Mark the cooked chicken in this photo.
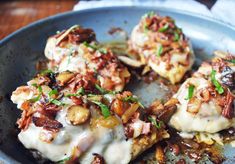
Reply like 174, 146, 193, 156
169, 51, 235, 134
129, 12, 195, 84
44, 25, 130, 92
11, 71, 168, 163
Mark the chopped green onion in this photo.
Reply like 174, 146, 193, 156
158, 24, 169, 32
123, 96, 144, 108
56, 31, 60, 34
40, 69, 54, 76
51, 99, 64, 106
173, 32, 180, 41
92, 101, 110, 118
185, 85, 194, 100
49, 89, 58, 97
29, 84, 43, 102
95, 84, 107, 94
65, 87, 85, 97
156, 44, 163, 57
210, 70, 224, 94
143, 23, 149, 34
148, 116, 162, 129
225, 59, 235, 64
83, 42, 107, 54
142, 11, 155, 18
57, 156, 71, 164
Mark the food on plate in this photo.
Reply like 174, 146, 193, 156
128, 12, 195, 84
169, 51, 235, 144
44, 25, 130, 92
11, 70, 169, 163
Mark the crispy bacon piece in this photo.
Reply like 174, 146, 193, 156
222, 91, 234, 119
32, 116, 63, 130
92, 153, 105, 164
17, 111, 32, 130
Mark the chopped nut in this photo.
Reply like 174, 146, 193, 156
67, 105, 90, 125
187, 97, 201, 114
56, 71, 74, 86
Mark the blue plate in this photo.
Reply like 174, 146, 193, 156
0, 6, 234, 163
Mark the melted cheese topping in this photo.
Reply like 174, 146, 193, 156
169, 77, 235, 133
130, 24, 195, 84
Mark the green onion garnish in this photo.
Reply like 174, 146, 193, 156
142, 11, 155, 18
185, 85, 194, 100
95, 84, 107, 94
173, 31, 180, 41
83, 42, 107, 54
58, 156, 71, 164
148, 116, 162, 129
65, 87, 85, 97
225, 59, 235, 64
40, 69, 54, 76
211, 69, 224, 94
92, 101, 110, 118
123, 96, 144, 108
156, 44, 163, 57
158, 24, 169, 32
48, 89, 64, 106
29, 84, 42, 102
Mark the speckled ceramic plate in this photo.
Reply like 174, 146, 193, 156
0, 6, 235, 164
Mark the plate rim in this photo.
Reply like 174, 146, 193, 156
0, 6, 235, 163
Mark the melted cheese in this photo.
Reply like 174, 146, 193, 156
169, 78, 235, 133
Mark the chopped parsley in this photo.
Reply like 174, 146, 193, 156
210, 69, 224, 94
156, 44, 163, 57
148, 116, 162, 129
92, 101, 110, 118
64, 87, 85, 97
29, 84, 42, 102
185, 85, 194, 100
123, 96, 144, 108
158, 24, 169, 32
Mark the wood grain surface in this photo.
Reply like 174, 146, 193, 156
0, 0, 215, 40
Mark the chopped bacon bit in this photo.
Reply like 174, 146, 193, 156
124, 125, 134, 139
68, 28, 96, 44
21, 101, 31, 111
32, 116, 63, 130
71, 96, 83, 105
92, 153, 105, 164
17, 111, 32, 130
222, 91, 234, 119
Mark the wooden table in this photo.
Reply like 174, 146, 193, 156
0, 0, 215, 40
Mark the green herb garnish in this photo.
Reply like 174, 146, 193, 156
40, 69, 54, 76
92, 101, 110, 118
148, 116, 162, 129
225, 59, 235, 64
48, 89, 64, 106
185, 85, 194, 100
57, 156, 71, 164
173, 31, 180, 41
142, 11, 155, 18
29, 84, 42, 102
83, 42, 107, 54
156, 44, 163, 57
123, 96, 144, 108
95, 84, 107, 94
211, 69, 224, 94
158, 24, 169, 32
65, 87, 85, 97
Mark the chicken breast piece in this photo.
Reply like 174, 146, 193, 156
169, 51, 235, 133
129, 12, 195, 84
44, 25, 130, 92
11, 71, 168, 163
